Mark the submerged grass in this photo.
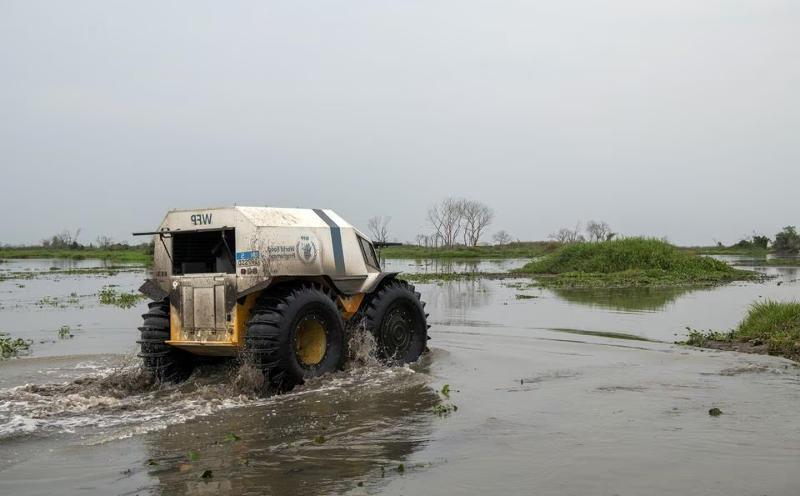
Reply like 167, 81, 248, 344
380, 242, 559, 260
515, 238, 756, 288
548, 328, 651, 342
682, 300, 800, 361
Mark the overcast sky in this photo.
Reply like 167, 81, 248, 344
2, 1, 798, 246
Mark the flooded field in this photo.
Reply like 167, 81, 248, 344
1, 257, 799, 495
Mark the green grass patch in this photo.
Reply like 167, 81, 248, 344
380, 242, 559, 260
0, 246, 150, 263
680, 301, 800, 361
734, 300, 800, 359
515, 238, 756, 288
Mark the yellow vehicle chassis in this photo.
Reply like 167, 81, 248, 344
165, 291, 365, 356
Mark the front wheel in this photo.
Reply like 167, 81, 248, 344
244, 283, 346, 389
361, 279, 428, 363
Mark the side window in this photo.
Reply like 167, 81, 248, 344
358, 236, 380, 269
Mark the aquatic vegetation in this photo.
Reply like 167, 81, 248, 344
515, 293, 538, 299
734, 300, 800, 359
708, 407, 723, 417
683, 327, 733, 347
98, 286, 145, 308
313, 435, 326, 444
516, 238, 757, 288
1, 266, 144, 283
433, 384, 458, 416
432, 403, 458, 417
36, 296, 61, 307
0, 332, 33, 358
225, 432, 241, 442
681, 301, 800, 361
398, 271, 510, 283
188, 450, 200, 462
380, 242, 559, 260
58, 325, 73, 339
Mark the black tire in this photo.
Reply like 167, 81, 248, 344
361, 279, 428, 364
244, 283, 346, 389
137, 299, 194, 383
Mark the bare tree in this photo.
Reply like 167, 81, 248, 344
367, 216, 391, 243
461, 199, 494, 246
44, 228, 82, 249
96, 235, 114, 248
492, 230, 512, 245
427, 198, 464, 247
549, 222, 585, 244
586, 220, 614, 242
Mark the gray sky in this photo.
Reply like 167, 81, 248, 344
2, 1, 798, 246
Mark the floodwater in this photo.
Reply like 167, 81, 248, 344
1, 256, 799, 495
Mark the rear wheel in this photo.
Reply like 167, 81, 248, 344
244, 283, 346, 390
361, 279, 428, 364
138, 299, 194, 383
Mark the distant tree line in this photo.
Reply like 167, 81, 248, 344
549, 220, 616, 244
32, 228, 151, 252
733, 226, 800, 254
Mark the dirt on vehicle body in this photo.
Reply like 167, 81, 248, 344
134, 206, 429, 387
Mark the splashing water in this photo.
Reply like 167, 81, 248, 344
346, 319, 380, 368
0, 326, 409, 442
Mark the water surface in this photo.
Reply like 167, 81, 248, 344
0, 257, 798, 495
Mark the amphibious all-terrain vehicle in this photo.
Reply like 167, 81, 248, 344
134, 207, 428, 386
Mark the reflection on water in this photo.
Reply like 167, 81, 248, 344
425, 278, 494, 314
381, 258, 527, 274
146, 363, 439, 496
0, 258, 141, 272
552, 286, 697, 313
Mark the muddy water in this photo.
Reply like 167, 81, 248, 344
1, 257, 799, 495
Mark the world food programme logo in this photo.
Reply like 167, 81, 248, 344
296, 236, 318, 264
